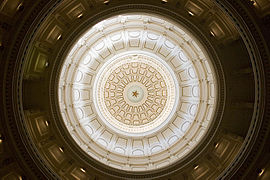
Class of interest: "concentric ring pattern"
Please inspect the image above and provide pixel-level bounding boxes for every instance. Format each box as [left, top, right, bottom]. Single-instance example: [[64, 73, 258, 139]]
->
[[58, 14, 217, 171], [94, 51, 178, 135]]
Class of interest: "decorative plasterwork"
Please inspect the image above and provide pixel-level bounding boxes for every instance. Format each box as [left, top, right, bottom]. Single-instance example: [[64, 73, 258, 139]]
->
[[58, 14, 217, 171], [94, 52, 178, 135]]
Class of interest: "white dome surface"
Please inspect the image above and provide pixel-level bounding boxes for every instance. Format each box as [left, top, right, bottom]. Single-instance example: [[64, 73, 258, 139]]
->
[[58, 14, 217, 171]]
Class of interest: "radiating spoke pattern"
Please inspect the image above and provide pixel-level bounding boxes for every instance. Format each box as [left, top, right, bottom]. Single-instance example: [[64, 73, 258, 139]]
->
[[58, 14, 217, 171]]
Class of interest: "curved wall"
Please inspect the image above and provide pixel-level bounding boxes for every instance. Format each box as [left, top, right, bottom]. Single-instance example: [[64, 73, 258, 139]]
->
[[0, 0, 269, 179]]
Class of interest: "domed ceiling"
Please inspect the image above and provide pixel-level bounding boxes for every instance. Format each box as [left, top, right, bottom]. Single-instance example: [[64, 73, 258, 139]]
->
[[58, 14, 217, 171], [1, 0, 270, 179]]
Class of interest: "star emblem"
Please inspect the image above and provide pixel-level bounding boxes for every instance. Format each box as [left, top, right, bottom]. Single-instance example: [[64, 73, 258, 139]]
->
[[132, 91, 139, 98]]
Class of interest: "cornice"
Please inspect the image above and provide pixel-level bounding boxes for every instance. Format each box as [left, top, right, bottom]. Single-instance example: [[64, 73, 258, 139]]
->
[[215, 0, 269, 178], [2, 0, 62, 179]]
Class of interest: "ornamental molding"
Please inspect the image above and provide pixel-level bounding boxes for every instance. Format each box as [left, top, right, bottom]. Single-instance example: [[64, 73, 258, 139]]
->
[[58, 14, 217, 171]]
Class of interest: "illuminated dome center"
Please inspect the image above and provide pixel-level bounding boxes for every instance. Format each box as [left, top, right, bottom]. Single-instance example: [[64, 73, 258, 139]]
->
[[58, 14, 217, 171], [94, 52, 177, 133], [126, 84, 144, 104]]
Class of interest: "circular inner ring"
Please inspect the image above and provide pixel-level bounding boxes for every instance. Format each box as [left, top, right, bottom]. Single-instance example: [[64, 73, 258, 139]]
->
[[93, 51, 178, 135]]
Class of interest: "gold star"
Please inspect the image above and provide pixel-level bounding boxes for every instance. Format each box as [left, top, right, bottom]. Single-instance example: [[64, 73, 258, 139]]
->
[[132, 91, 139, 97]]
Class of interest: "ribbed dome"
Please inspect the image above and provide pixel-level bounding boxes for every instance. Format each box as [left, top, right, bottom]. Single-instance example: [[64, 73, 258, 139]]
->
[[58, 14, 217, 171]]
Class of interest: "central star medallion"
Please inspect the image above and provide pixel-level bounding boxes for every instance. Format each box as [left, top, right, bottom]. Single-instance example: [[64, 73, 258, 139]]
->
[[132, 90, 139, 97]]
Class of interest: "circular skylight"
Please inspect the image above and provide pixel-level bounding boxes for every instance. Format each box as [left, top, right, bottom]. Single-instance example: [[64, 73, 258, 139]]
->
[[58, 14, 217, 171]]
